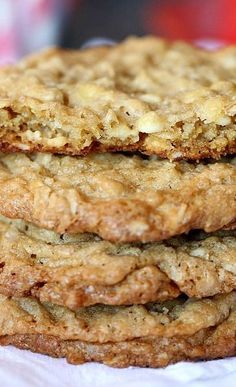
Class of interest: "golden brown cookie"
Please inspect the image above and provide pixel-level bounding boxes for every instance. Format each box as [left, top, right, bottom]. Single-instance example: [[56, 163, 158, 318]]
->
[[0, 37, 236, 160], [0, 152, 235, 242], [0, 293, 236, 367], [0, 217, 236, 308]]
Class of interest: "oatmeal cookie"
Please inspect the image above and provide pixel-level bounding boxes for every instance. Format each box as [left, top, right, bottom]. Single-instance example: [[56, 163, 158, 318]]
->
[[0, 37, 236, 159], [0, 293, 236, 367], [0, 218, 236, 307], [0, 152, 235, 242]]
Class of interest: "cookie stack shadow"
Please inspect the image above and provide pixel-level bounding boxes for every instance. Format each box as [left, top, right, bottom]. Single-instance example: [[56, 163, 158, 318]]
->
[[0, 36, 235, 367]]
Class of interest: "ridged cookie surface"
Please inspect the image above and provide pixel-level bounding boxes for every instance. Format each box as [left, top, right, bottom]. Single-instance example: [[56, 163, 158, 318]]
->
[[0, 152, 235, 242], [0, 293, 236, 367], [0, 218, 236, 308]]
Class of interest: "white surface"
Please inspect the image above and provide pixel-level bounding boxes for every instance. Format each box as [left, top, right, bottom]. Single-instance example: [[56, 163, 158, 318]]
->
[[0, 346, 235, 387]]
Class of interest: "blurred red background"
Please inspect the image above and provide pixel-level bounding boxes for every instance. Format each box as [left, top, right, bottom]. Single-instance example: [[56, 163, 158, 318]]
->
[[146, 0, 236, 43]]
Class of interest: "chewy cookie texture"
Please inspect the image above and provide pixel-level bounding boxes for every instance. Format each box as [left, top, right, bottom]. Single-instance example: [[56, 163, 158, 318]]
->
[[0, 152, 235, 242], [0, 36, 236, 369], [0, 292, 236, 367], [0, 37, 236, 160], [0, 218, 236, 308]]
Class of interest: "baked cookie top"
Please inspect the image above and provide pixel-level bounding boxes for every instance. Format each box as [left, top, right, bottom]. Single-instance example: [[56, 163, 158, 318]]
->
[[1, 217, 236, 308], [0, 37, 236, 159], [0, 152, 235, 242]]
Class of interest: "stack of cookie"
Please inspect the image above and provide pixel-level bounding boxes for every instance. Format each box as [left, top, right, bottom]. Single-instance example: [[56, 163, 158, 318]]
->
[[0, 37, 235, 368]]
